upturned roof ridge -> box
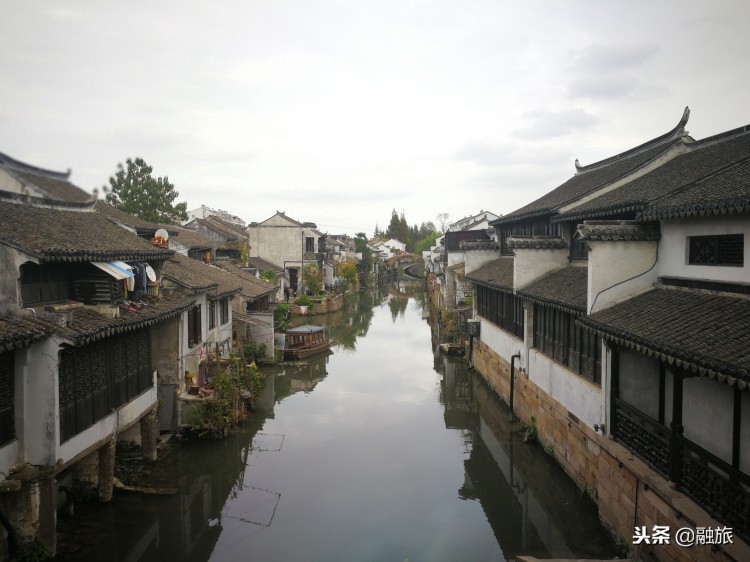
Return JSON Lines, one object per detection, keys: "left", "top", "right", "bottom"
{"left": 574, "top": 106, "right": 690, "bottom": 174}
{"left": 0, "top": 151, "right": 71, "bottom": 180}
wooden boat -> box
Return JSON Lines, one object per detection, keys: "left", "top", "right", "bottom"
{"left": 284, "top": 324, "right": 333, "bottom": 360}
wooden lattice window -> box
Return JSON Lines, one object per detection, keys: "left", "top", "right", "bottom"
{"left": 0, "top": 351, "right": 15, "bottom": 445}
{"left": 475, "top": 285, "right": 524, "bottom": 339}
{"left": 533, "top": 304, "right": 601, "bottom": 385}
{"left": 59, "top": 330, "right": 152, "bottom": 443}
{"left": 209, "top": 300, "right": 216, "bottom": 330}
{"left": 688, "top": 234, "right": 744, "bottom": 266}
{"left": 220, "top": 298, "right": 229, "bottom": 325}
{"left": 187, "top": 305, "right": 202, "bottom": 347}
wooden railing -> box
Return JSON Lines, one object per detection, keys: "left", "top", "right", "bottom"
{"left": 615, "top": 399, "right": 750, "bottom": 541}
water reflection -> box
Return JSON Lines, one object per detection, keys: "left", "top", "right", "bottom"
{"left": 436, "top": 353, "right": 615, "bottom": 560}
{"left": 59, "top": 281, "right": 614, "bottom": 561}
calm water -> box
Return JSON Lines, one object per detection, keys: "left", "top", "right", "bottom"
{"left": 58, "top": 282, "right": 615, "bottom": 561}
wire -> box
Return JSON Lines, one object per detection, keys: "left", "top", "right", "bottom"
{"left": 589, "top": 243, "right": 659, "bottom": 313}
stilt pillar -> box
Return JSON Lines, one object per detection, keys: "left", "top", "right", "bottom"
{"left": 141, "top": 407, "right": 159, "bottom": 462}
{"left": 98, "top": 437, "right": 116, "bottom": 502}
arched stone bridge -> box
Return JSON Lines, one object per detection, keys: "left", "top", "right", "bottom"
{"left": 384, "top": 253, "right": 424, "bottom": 268}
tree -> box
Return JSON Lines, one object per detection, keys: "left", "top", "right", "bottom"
{"left": 105, "top": 157, "right": 188, "bottom": 224}
{"left": 436, "top": 212, "right": 450, "bottom": 233}
{"left": 337, "top": 262, "right": 359, "bottom": 292}
{"left": 302, "top": 264, "right": 322, "bottom": 295}
{"left": 260, "top": 269, "right": 277, "bottom": 284}
{"left": 354, "top": 232, "right": 372, "bottom": 278}
{"left": 386, "top": 209, "right": 401, "bottom": 240}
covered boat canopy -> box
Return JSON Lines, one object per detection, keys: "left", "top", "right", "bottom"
{"left": 286, "top": 324, "right": 325, "bottom": 334}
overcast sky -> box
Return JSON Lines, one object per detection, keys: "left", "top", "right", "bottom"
{"left": 2, "top": 1, "right": 749, "bottom": 237}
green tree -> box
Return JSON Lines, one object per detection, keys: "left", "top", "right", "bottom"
{"left": 386, "top": 209, "right": 401, "bottom": 240}
{"left": 260, "top": 269, "right": 277, "bottom": 283}
{"left": 354, "top": 232, "right": 372, "bottom": 277}
{"left": 302, "top": 264, "right": 322, "bottom": 295}
{"left": 337, "top": 262, "right": 359, "bottom": 292}
{"left": 105, "top": 157, "right": 188, "bottom": 223}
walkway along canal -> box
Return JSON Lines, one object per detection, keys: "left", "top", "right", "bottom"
{"left": 57, "top": 281, "right": 616, "bottom": 561}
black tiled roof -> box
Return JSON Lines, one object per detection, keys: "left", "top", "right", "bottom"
{"left": 638, "top": 155, "right": 750, "bottom": 221}
{"left": 169, "top": 226, "right": 214, "bottom": 250}
{"left": 580, "top": 287, "right": 750, "bottom": 385}
{"left": 0, "top": 152, "right": 94, "bottom": 204}
{"left": 0, "top": 200, "right": 174, "bottom": 262}
{"left": 247, "top": 256, "right": 282, "bottom": 271}
{"left": 495, "top": 141, "right": 677, "bottom": 224}
{"left": 465, "top": 257, "right": 514, "bottom": 291}
{"left": 94, "top": 200, "right": 176, "bottom": 234}
{"left": 517, "top": 266, "right": 588, "bottom": 313}
{"left": 557, "top": 127, "right": 750, "bottom": 223}
{"left": 26, "top": 294, "right": 196, "bottom": 346}
{"left": 214, "top": 261, "right": 277, "bottom": 299}
{"left": 191, "top": 217, "right": 245, "bottom": 241}
{"left": 10, "top": 170, "right": 94, "bottom": 203}
{"left": 0, "top": 315, "right": 47, "bottom": 351}
{"left": 162, "top": 254, "right": 242, "bottom": 298}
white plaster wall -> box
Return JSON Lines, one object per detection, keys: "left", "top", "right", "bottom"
{"left": 248, "top": 311, "right": 275, "bottom": 359}
{"left": 682, "top": 376, "right": 734, "bottom": 464}
{"left": 618, "top": 350, "right": 660, "bottom": 419}
{"left": 0, "top": 169, "right": 28, "bottom": 194}
{"left": 513, "top": 248, "right": 569, "bottom": 289}
{"left": 741, "top": 391, "right": 750, "bottom": 474}
{"left": 21, "top": 340, "right": 59, "bottom": 466}
{"left": 528, "top": 349, "right": 604, "bottom": 427}
{"left": 0, "top": 247, "right": 33, "bottom": 315}
{"left": 658, "top": 217, "right": 749, "bottom": 284}
{"left": 0, "top": 441, "right": 18, "bottom": 481}
{"left": 588, "top": 241, "right": 658, "bottom": 314}
{"left": 464, "top": 248, "right": 500, "bottom": 277}
{"left": 479, "top": 318, "right": 525, "bottom": 368}
{"left": 248, "top": 226, "right": 319, "bottom": 267}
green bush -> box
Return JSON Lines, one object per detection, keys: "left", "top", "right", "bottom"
{"left": 294, "top": 294, "right": 313, "bottom": 307}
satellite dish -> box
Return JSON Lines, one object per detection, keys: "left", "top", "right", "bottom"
{"left": 155, "top": 228, "right": 169, "bottom": 240}
{"left": 145, "top": 264, "right": 157, "bottom": 282}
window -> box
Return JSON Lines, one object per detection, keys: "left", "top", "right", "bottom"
{"left": 20, "top": 262, "right": 70, "bottom": 305}
{"left": 533, "top": 304, "right": 601, "bottom": 385}
{"left": 476, "top": 285, "right": 524, "bottom": 339}
{"left": 0, "top": 351, "right": 15, "bottom": 445}
{"left": 305, "top": 236, "right": 315, "bottom": 253}
{"left": 209, "top": 300, "right": 216, "bottom": 330}
{"left": 220, "top": 298, "right": 229, "bottom": 325}
{"left": 188, "top": 305, "right": 202, "bottom": 347}
{"left": 688, "top": 234, "right": 744, "bottom": 266}
{"left": 59, "top": 329, "right": 152, "bottom": 442}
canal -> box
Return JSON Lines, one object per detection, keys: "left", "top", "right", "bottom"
{"left": 58, "top": 281, "right": 616, "bottom": 561}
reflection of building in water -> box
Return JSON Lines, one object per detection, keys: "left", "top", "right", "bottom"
{"left": 437, "top": 357, "right": 614, "bottom": 559}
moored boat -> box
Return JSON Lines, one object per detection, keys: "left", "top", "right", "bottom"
{"left": 284, "top": 324, "right": 332, "bottom": 360}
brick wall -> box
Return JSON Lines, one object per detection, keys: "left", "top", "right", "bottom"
{"left": 471, "top": 338, "right": 749, "bottom": 562}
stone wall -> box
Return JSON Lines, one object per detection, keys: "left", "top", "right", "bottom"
{"left": 471, "top": 338, "right": 749, "bottom": 562}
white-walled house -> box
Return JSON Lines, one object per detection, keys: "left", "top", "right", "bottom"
{"left": 466, "top": 109, "right": 750, "bottom": 561}
{"left": 0, "top": 158, "right": 193, "bottom": 555}
{"left": 246, "top": 212, "right": 325, "bottom": 295}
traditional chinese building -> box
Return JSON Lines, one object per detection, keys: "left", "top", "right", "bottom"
{"left": 465, "top": 109, "right": 750, "bottom": 561}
